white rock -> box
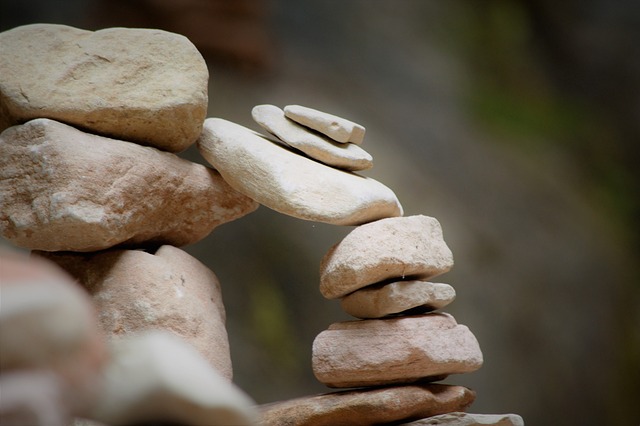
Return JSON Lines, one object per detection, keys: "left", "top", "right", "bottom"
{"left": 88, "top": 331, "right": 258, "bottom": 426}
{"left": 401, "top": 412, "right": 525, "bottom": 425}
{"left": 341, "top": 281, "right": 456, "bottom": 319}
{"left": 320, "top": 215, "right": 454, "bottom": 299}
{"left": 284, "top": 104, "right": 366, "bottom": 144}
{"left": 252, "top": 104, "right": 372, "bottom": 171}
{"left": 0, "top": 24, "right": 208, "bottom": 152}
{"left": 197, "top": 118, "right": 402, "bottom": 226}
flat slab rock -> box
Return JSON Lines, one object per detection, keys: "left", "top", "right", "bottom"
{"left": 401, "top": 412, "right": 525, "bottom": 425}
{"left": 312, "top": 313, "right": 483, "bottom": 388}
{"left": 0, "top": 118, "right": 257, "bottom": 252}
{"left": 0, "top": 24, "right": 208, "bottom": 152}
{"left": 320, "top": 215, "right": 453, "bottom": 299}
{"left": 284, "top": 104, "right": 366, "bottom": 144}
{"left": 37, "top": 245, "right": 233, "bottom": 380}
{"left": 341, "top": 280, "right": 456, "bottom": 319}
{"left": 259, "top": 384, "right": 475, "bottom": 426}
{"left": 197, "top": 118, "right": 402, "bottom": 225}
{"left": 252, "top": 104, "right": 373, "bottom": 171}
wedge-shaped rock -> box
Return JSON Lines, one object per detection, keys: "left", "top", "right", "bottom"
{"left": 320, "top": 215, "right": 453, "bottom": 299}
{"left": 401, "top": 412, "right": 525, "bottom": 425}
{"left": 284, "top": 104, "right": 365, "bottom": 145}
{"left": 38, "top": 245, "right": 233, "bottom": 380}
{"left": 260, "top": 384, "right": 474, "bottom": 426}
{"left": 0, "top": 24, "right": 208, "bottom": 152}
{"left": 312, "top": 313, "right": 482, "bottom": 388}
{"left": 252, "top": 104, "right": 372, "bottom": 171}
{"left": 87, "top": 331, "right": 258, "bottom": 426}
{"left": 197, "top": 118, "right": 402, "bottom": 225}
{"left": 341, "top": 281, "right": 456, "bottom": 319}
{"left": 0, "top": 119, "right": 257, "bottom": 252}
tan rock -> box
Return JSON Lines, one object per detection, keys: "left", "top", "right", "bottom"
{"left": 0, "top": 24, "right": 208, "bottom": 152}
{"left": 320, "top": 215, "right": 453, "bottom": 299}
{"left": 0, "top": 118, "right": 258, "bottom": 252}
{"left": 197, "top": 118, "right": 402, "bottom": 225}
{"left": 88, "top": 331, "right": 258, "bottom": 426}
{"left": 284, "top": 104, "right": 366, "bottom": 145}
{"left": 252, "top": 104, "right": 373, "bottom": 171}
{"left": 401, "top": 412, "right": 525, "bottom": 425}
{"left": 38, "top": 245, "right": 233, "bottom": 380}
{"left": 260, "top": 384, "right": 475, "bottom": 426}
{"left": 341, "top": 281, "right": 456, "bottom": 319}
{"left": 312, "top": 313, "right": 483, "bottom": 388}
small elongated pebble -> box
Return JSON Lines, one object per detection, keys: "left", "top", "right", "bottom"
{"left": 320, "top": 215, "right": 453, "bottom": 299}
{"left": 197, "top": 118, "right": 402, "bottom": 226}
{"left": 0, "top": 24, "right": 208, "bottom": 152}
{"left": 312, "top": 313, "right": 482, "bottom": 388}
{"left": 260, "top": 384, "right": 475, "bottom": 426}
{"left": 252, "top": 104, "right": 372, "bottom": 171}
{"left": 401, "top": 412, "right": 525, "bottom": 425}
{"left": 341, "top": 281, "right": 456, "bottom": 319}
{"left": 0, "top": 119, "right": 257, "bottom": 252}
{"left": 284, "top": 104, "right": 366, "bottom": 144}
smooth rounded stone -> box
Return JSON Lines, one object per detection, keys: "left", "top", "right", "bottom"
{"left": 320, "top": 215, "right": 453, "bottom": 299}
{"left": 38, "top": 245, "right": 233, "bottom": 380}
{"left": 401, "top": 412, "right": 525, "bottom": 426}
{"left": 312, "top": 313, "right": 483, "bottom": 388}
{"left": 0, "top": 118, "right": 258, "bottom": 252}
{"left": 197, "top": 118, "right": 402, "bottom": 225}
{"left": 284, "top": 104, "right": 366, "bottom": 145}
{"left": 252, "top": 104, "right": 373, "bottom": 171}
{"left": 260, "top": 384, "right": 475, "bottom": 426}
{"left": 341, "top": 281, "right": 456, "bottom": 319}
{"left": 87, "top": 331, "right": 258, "bottom": 426}
{"left": 0, "top": 24, "right": 208, "bottom": 152}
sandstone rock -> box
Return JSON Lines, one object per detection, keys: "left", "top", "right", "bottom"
{"left": 197, "top": 118, "right": 402, "bottom": 225}
{"left": 341, "top": 281, "right": 456, "bottom": 319}
{"left": 260, "top": 384, "right": 475, "bottom": 426}
{"left": 401, "top": 412, "right": 525, "bottom": 425}
{"left": 320, "top": 215, "right": 453, "bottom": 299}
{"left": 252, "top": 104, "right": 373, "bottom": 171}
{"left": 88, "top": 331, "right": 258, "bottom": 426}
{"left": 0, "top": 24, "right": 208, "bottom": 152}
{"left": 312, "top": 313, "right": 482, "bottom": 388}
{"left": 284, "top": 104, "right": 366, "bottom": 145}
{"left": 38, "top": 245, "right": 233, "bottom": 380}
{"left": 0, "top": 118, "right": 257, "bottom": 252}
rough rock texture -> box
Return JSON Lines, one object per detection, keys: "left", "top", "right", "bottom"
{"left": 341, "top": 281, "right": 456, "bottom": 319}
{"left": 284, "top": 104, "right": 365, "bottom": 144}
{"left": 197, "top": 118, "right": 402, "bottom": 225}
{"left": 312, "top": 313, "right": 483, "bottom": 388}
{"left": 87, "top": 331, "right": 258, "bottom": 426}
{"left": 320, "top": 215, "right": 453, "bottom": 299}
{"left": 0, "top": 118, "right": 258, "bottom": 252}
{"left": 38, "top": 245, "right": 233, "bottom": 380}
{"left": 401, "top": 412, "right": 525, "bottom": 425}
{"left": 0, "top": 24, "right": 208, "bottom": 152}
{"left": 252, "top": 104, "right": 373, "bottom": 171}
{"left": 259, "top": 384, "right": 475, "bottom": 426}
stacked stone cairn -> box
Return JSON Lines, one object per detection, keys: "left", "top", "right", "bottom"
{"left": 0, "top": 24, "right": 523, "bottom": 426}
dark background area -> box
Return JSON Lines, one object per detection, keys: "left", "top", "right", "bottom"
{"left": 2, "top": 1, "right": 639, "bottom": 425}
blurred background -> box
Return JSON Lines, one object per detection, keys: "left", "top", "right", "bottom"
{"left": 2, "top": 1, "right": 639, "bottom": 425}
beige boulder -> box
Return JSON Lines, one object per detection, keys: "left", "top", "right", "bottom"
{"left": 312, "top": 313, "right": 483, "bottom": 388}
{"left": 87, "top": 331, "right": 258, "bottom": 426}
{"left": 284, "top": 104, "right": 365, "bottom": 145}
{"left": 260, "top": 384, "right": 475, "bottom": 426}
{"left": 0, "top": 119, "right": 258, "bottom": 252}
{"left": 38, "top": 245, "right": 233, "bottom": 380}
{"left": 401, "top": 412, "right": 525, "bottom": 425}
{"left": 197, "top": 118, "right": 402, "bottom": 225}
{"left": 320, "top": 215, "right": 453, "bottom": 299}
{"left": 0, "top": 24, "right": 208, "bottom": 152}
{"left": 252, "top": 104, "right": 373, "bottom": 171}
{"left": 341, "top": 281, "right": 456, "bottom": 319}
